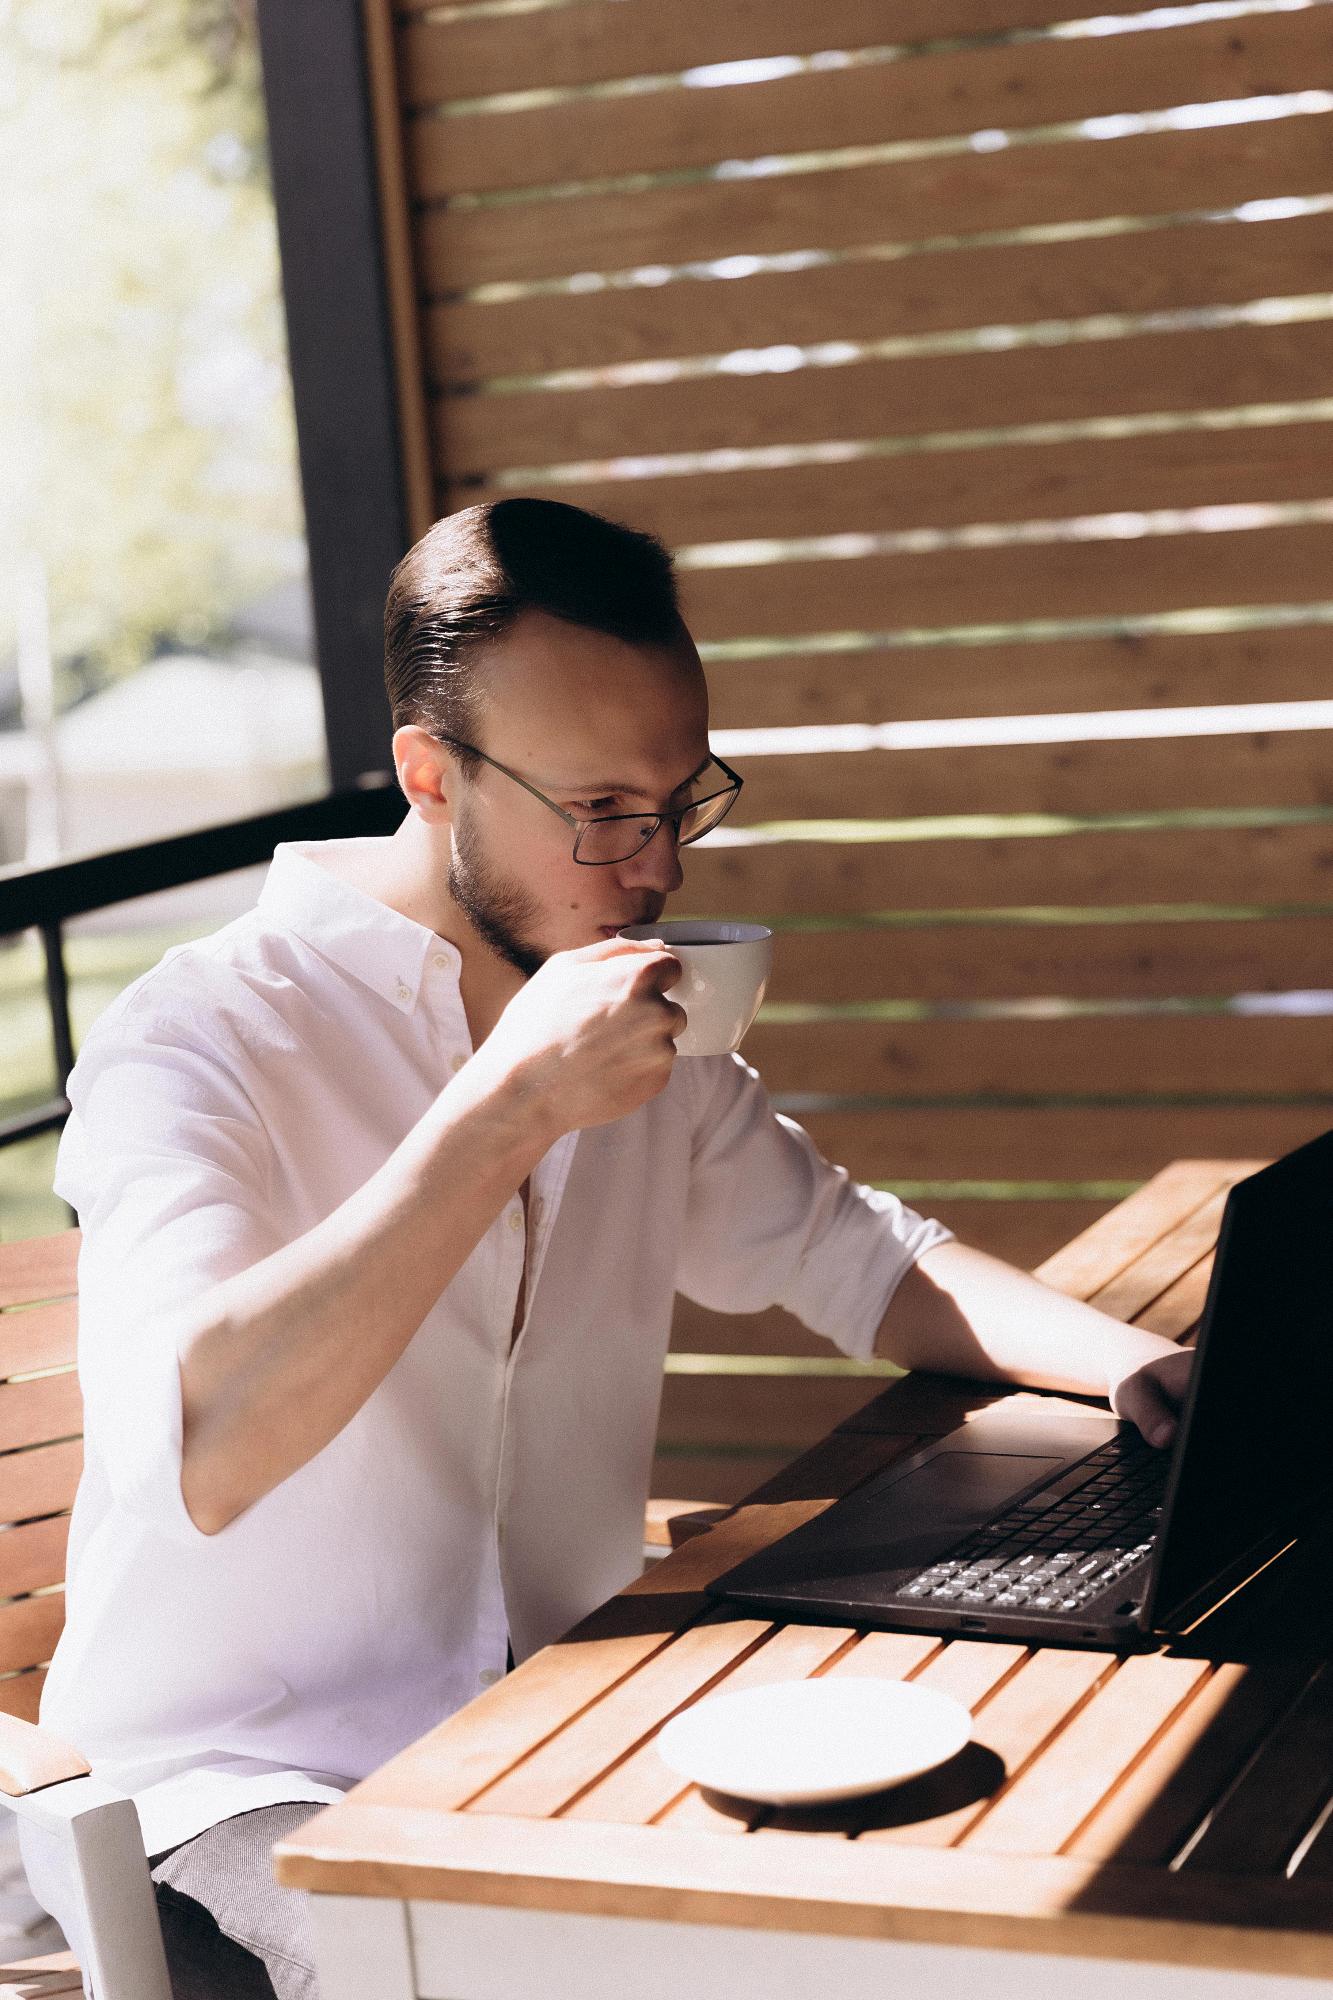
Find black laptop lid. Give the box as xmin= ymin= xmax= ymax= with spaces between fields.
xmin=1145 ymin=1128 xmax=1333 ymax=1631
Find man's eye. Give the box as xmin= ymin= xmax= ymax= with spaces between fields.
xmin=571 ymin=798 xmax=619 ymax=816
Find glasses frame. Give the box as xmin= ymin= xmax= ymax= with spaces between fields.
xmin=433 ymin=735 xmax=743 ymax=866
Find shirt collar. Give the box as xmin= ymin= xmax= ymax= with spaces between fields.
xmin=257 ymin=841 xmax=457 ymax=1013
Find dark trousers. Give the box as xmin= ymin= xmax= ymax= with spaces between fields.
xmin=149 ymin=1803 xmax=322 ymax=2000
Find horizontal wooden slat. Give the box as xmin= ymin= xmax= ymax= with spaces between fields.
xmin=0 ymin=1304 xmax=77 ymax=1382
xmin=408 ymin=10 xmax=1333 ymax=198
xmin=684 ymin=818 xmax=1333 ymax=915
xmin=424 ymin=106 xmax=1333 ymax=291
xmin=0 ymin=1236 xmax=77 ymax=1312
xmin=0 ymin=1672 xmax=45 ymax=1725
xmin=767 ymin=914 xmax=1333 ymax=1004
xmin=0 ymin=1950 xmax=82 ymax=1998
xmin=458 ymin=420 xmax=1333 ymax=567
xmin=0 ymin=1594 xmax=63 ymax=1677
xmin=0 ymin=1517 xmax=70 ymax=1601
xmin=656 ymin=1372 xmax=883 ymax=1452
xmin=0 ymin=1949 xmax=82 ymax=1998
xmin=0 ymin=1376 xmax=81 ymax=1455
xmin=768 ymin=914 xmax=1333 ymax=1002
xmin=0 ymin=1444 xmax=81 ymax=1531
xmin=435 ymin=210 xmax=1333 ymax=382
xmin=743 ymin=1013 xmax=1333 ymax=1100
xmin=733 ymin=729 xmax=1333 ymax=825
xmin=441 ymin=320 xmax=1333 ymax=476
xmin=797 ymin=1102 xmax=1331 ymax=1180
xmin=399 ymin=0 xmax=1177 ymax=98
xmin=681 ymin=526 xmax=1333 ymax=649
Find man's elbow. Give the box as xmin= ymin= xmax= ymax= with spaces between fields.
xmin=179 ymin=1446 xmax=245 ymax=1537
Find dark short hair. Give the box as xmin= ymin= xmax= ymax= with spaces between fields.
xmin=383 ymin=498 xmax=684 ymax=765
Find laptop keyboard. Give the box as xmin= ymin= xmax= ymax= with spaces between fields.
xmin=898 ymin=1429 xmax=1170 ymax=1616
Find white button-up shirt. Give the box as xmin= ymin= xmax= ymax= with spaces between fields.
xmin=38 ymin=840 xmax=951 ymax=1862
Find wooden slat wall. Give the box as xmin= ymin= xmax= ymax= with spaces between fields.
xmin=370 ymin=0 xmax=1333 ymax=1499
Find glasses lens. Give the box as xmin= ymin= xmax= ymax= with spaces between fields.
xmin=574 ymin=816 xmax=659 ymax=865
xmin=677 ymin=783 xmax=740 ymax=847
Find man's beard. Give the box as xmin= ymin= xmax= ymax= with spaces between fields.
xmin=448 ymin=811 xmax=547 ymax=979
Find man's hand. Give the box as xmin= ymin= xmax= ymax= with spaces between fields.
xmin=1108 ymin=1341 xmax=1196 ymax=1450
xmin=473 ymin=937 xmax=686 ymax=1134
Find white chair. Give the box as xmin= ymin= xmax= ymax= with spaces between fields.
xmin=0 ymin=1234 xmax=170 ymax=2000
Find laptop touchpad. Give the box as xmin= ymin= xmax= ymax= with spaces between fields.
xmin=762 ymin=1451 xmax=1066 ymax=1595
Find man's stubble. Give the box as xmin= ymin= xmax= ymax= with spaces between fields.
xmin=447 ymin=806 xmax=548 ymax=979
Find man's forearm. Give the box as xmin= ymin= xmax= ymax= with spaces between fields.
xmin=874 ymin=1239 xmax=1175 ymax=1401
xmin=178 ymin=1059 xmax=556 ymax=1534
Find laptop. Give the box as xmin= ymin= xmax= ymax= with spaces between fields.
xmin=709 ymin=1129 xmax=1333 ymax=1649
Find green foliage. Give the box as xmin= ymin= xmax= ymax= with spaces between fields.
xmin=1 ymin=0 xmax=305 ymax=702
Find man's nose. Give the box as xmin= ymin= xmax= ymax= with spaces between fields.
xmin=618 ymin=818 xmax=684 ymax=896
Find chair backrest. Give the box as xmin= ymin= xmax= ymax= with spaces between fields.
xmin=0 ymin=1236 xmax=82 ymax=1723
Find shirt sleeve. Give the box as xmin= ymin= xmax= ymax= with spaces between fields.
xmin=674 ymin=1053 xmax=953 ymax=1361
xmin=55 ymin=988 xmax=282 ymax=1544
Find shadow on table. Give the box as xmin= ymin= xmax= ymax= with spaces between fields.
xmin=700 ymin=1743 xmax=1006 ymax=1837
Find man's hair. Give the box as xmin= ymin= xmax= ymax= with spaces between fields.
xmin=383 ymin=498 xmax=684 ymax=766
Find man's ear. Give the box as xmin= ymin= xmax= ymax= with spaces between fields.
xmin=392 ymin=726 xmax=454 ymax=825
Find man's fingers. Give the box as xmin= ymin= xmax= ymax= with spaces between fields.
xmin=1120 ymin=1376 xmax=1177 ymax=1449
xmin=663 ymin=1000 xmax=689 ymax=1040
xmin=1113 ymin=1348 xmax=1194 ymax=1449
xmin=634 ymin=949 xmax=682 ymax=993
xmin=574 ymin=936 xmax=667 ymax=961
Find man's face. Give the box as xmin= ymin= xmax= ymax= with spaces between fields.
xmin=445 ymin=610 xmax=712 ymax=975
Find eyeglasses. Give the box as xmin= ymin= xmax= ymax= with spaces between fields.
xmin=434 ymin=736 xmax=743 ymax=865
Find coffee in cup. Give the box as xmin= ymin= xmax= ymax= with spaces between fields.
xmin=618 ymin=920 xmax=773 ymax=1057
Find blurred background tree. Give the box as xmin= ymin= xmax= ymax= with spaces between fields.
xmin=0 ymin=0 xmax=306 ymax=708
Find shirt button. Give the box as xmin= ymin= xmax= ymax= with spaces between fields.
xmin=395 ymin=979 xmax=411 ymax=1002
xmin=433 ymin=953 xmax=449 ymax=969
xmin=450 ymin=1053 xmax=467 ymax=1074
xmin=508 ymin=1208 xmax=523 ymax=1232
xmin=478 ymin=1667 xmax=501 ymax=1688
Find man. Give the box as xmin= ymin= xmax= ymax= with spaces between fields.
xmin=28 ymin=499 xmax=1190 ymax=1997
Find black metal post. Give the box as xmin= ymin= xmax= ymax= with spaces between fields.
xmin=255 ymin=0 xmax=413 ymax=788
xmin=39 ymin=921 xmax=75 ymax=1095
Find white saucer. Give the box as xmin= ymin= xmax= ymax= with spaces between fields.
xmin=655 ymin=1676 xmax=972 ymax=1807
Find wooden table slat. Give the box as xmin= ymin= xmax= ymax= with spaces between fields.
xmin=1064 ymin=1659 xmax=1319 ymax=1867
xmin=1179 ymin=1660 xmax=1333 ymax=1876
xmin=468 ymin=1611 xmax=773 ymax=1820
xmin=962 ymin=1653 xmax=1213 ymax=1858
xmin=1089 ymin=1186 xmax=1233 ymax=1330
xmin=858 ymin=1644 xmax=1112 ymax=1850
xmin=1134 ymin=1257 xmax=1214 ymax=1344
xmin=1033 ymin=1161 xmax=1254 ymax=1301
xmin=566 ymin=1622 xmax=859 ymax=1828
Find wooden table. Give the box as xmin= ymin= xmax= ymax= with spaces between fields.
xmin=277 ymin=1161 xmax=1333 ymax=1999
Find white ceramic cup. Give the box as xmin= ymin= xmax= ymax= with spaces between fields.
xmin=618 ymin=919 xmax=773 ymax=1057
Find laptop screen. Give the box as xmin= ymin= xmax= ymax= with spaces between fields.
xmin=1147 ymin=1129 xmax=1333 ymax=1631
